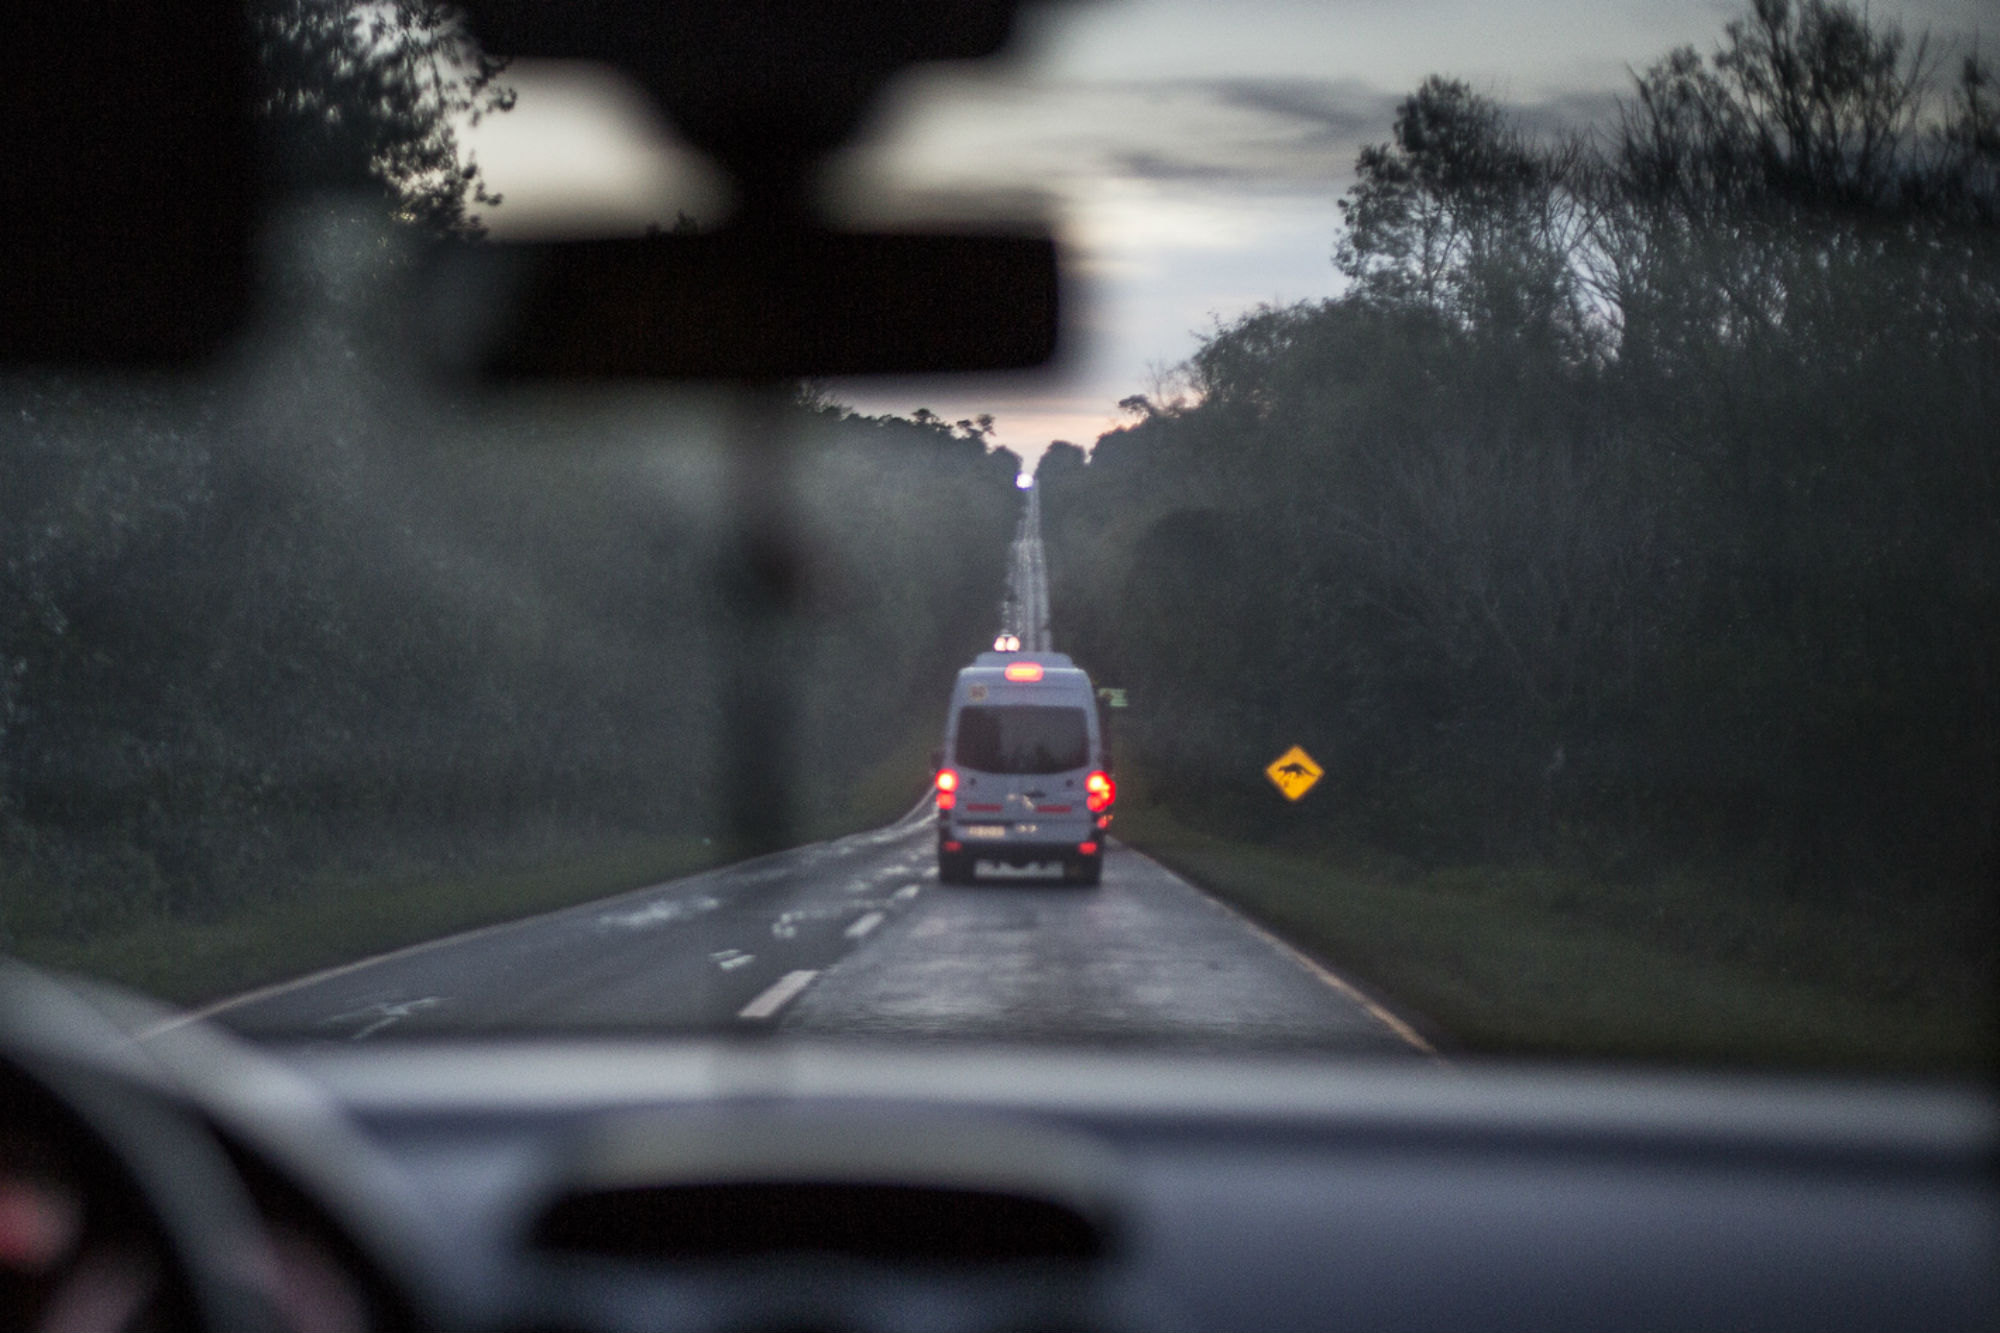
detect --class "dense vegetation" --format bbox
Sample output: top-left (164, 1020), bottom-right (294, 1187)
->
top-left (0, 4), bottom-right (1019, 960)
top-left (0, 290), bottom-right (1015, 954)
top-left (1042, 1), bottom-right (1996, 1017)
top-left (252, 0), bottom-right (515, 235)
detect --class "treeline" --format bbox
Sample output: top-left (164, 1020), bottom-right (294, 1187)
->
top-left (0, 301), bottom-right (1014, 943)
top-left (0, 0), bottom-right (1021, 947)
top-left (1043, 0), bottom-right (1997, 908)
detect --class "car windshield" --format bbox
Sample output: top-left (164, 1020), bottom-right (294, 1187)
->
top-left (2, 0), bottom-right (1993, 1069)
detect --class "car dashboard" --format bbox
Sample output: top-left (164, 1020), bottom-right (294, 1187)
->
top-left (4, 966), bottom-right (1995, 1333)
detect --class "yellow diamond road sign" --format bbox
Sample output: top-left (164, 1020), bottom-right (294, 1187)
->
top-left (1265, 746), bottom-right (1323, 801)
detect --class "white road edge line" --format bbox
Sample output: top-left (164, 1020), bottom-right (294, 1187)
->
top-left (844, 911), bottom-right (885, 939)
top-left (1141, 847), bottom-right (1440, 1059)
top-left (737, 969), bottom-right (819, 1021)
top-left (1231, 913), bottom-right (1440, 1057)
top-left (138, 806), bottom-right (938, 1039)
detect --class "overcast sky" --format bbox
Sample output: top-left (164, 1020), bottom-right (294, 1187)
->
top-left (459, 0), bottom-right (1990, 464)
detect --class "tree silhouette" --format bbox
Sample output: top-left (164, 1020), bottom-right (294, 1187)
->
top-left (1337, 77), bottom-right (1590, 355)
top-left (253, 0), bottom-right (514, 235)
top-left (1041, 0), bottom-right (1998, 913)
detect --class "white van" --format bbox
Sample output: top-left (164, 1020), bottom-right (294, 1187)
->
top-left (933, 651), bottom-right (1114, 885)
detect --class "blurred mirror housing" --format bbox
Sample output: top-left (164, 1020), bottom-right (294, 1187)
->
top-left (0, 0), bottom-right (256, 365)
top-left (434, 229), bottom-right (1059, 380)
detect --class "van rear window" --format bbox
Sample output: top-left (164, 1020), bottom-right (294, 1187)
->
top-left (955, 705), bottom-right (1088, 774)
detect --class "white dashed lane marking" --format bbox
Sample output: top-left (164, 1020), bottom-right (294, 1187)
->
top-left (737, 969), bottom-right (819, 1020)
top-left (845, 911), bottom-right (885, 939)
top-left (323, 996), bottom-right (441, 1041)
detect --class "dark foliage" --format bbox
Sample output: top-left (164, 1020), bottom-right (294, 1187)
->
top-left (253, 0), bottom-right (514, 234)
top-left (1, 6), bottom-right (1021, 946)
top-left (0, 216), bottom-right (1016, 942)
top-left (1043, 2), bottom-right (1998, 914)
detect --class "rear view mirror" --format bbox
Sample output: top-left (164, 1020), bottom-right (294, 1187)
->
top-left (432, 230), bottom-right (1058, 380)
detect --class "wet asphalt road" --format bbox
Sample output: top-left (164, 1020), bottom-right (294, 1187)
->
top-left (1004, 485), bottom-right (1053, 652)
top-left (191, 804), bottom-right (1421, 1053)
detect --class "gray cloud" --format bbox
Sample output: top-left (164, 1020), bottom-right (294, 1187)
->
top-left (1009, 76), bottom-right (1399, 190)
top-left (1108, 149), bottom-right (1253, 183)
top-left (1199, 77), bottom-right (1397, 143)
top-left (1013, 75), bottom-right (1621, 191)
top-left (848, 70), bottom-right (1645, 215)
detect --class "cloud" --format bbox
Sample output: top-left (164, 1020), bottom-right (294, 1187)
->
top-left (1043, 77), bottom-right (1635, 191)
top-left (1201, 77), bottom-right (1394, 144)
top-left (1029, 77), bottom-right (1397, 190)
top-left (1084, 80), bottom-right (1389, 185)
top-left (852, 73), bottom-right (1637, 202)
top-left (1108, 149), bottom-right (1247, 184)
top-left (842, 73), bottom-right (1405, 211)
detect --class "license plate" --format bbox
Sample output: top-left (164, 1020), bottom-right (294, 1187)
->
top-left (962, 824), bottom-right (1008, 839)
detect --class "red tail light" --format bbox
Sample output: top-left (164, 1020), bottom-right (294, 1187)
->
top-left (1085, 771), bottom-right (1115, 813)
top-left (1003, 661), bottom-right (1043, 682)
top-left (935, 768), bottom-right (959, 810)
top-left (1078, 841), bottom-right (1099, 856)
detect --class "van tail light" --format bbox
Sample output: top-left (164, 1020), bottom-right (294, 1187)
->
top-left (1078, 841), bottom-right (1099, 856)
top-left (1003, 661), bottom-right (1043, 682)
top-left (935, 768), bottom-right (959, 810)
top-left (1084, 771), bottom-right (1115, 813)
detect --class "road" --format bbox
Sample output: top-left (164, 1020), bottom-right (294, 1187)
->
top-left (180, 487), bottom-right (1428, 1054)
top-left (1000, 483), bottom-right (1052, 652)
top-left (191, 807), bottom-right (1418, 1051)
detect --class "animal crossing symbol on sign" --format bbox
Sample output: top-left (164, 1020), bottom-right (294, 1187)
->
top-left (1265, 746), bottom-right (1323, 801)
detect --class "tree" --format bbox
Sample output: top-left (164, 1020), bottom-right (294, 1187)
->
top-left (1042, 0), bottom-right (1998, 899)
top-left (1932, 53), bottom-right (2000, 222)
top-left (1609, 0), bottom-right (1936, 219)
top-left (1714, 0), bottom-right (1929, 209)
top-left (1336, 77), bottom-right (1590, 355)
top-left (253, 0), bottom-right (514, 235)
